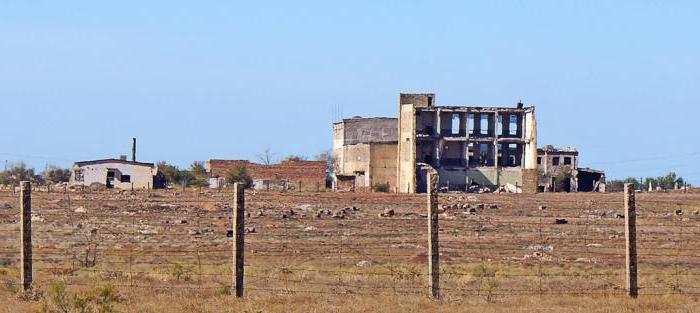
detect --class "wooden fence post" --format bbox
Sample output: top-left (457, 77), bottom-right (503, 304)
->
top-left (20, 181), bottom-right (32, 291)
top-left (624, 183), bottom-right (638, 298)
top-left (427, 171), bottom-right (440, 299)
top-left (232, 183), bottom-right (245, 298)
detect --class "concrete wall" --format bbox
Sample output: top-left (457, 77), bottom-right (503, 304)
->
top-left (437, 167), bottom-right (524, 190)
top-left (70, 162), bottom-right (156, 189)
top-left (397, 103), bottom-right (416, 193)
top-left (369, 142), bottom-right (398, 191)
top-left (339, 118), bottom-right (398, 145)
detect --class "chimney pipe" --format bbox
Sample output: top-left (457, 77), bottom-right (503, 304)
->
top-left (132, 138), bottom-right (136, 162)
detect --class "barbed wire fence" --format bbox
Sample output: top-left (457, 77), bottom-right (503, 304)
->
top-left (0, 181), bottom-right (699, 305)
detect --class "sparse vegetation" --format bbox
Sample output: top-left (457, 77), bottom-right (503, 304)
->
top-left (43, 165), bottom-right (71, 184)
top-left (372, 182), bottom-right (390, 193)
top-left (225, 165), bottom-right (253, 188)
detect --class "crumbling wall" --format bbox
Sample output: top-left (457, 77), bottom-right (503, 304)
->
top-left (208, 160), bottom-right (326, 191)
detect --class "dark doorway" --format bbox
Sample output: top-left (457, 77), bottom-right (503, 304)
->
top-left (106, 170), bottom-right (116, 188)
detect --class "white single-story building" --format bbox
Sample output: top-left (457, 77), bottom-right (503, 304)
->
top-left (70, 158), bottom-right (158, 190)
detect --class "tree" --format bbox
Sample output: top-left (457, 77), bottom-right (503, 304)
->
top-left (282, 155), bottom-right (307, 162)
top-left (554, 168), bottom-right (573, 192)
top-left (0, 162), bottom-right (36, 185)
top-left (188, 161), bottom-right (209, 187)
top-left (315, 150), bottom-right (337, 186)
top-left (257, 147), bottom-right (276, 165)
top-left (43, 165), bottom-right (71, 183)
top-left (226, 166), bottom-right (253, 188)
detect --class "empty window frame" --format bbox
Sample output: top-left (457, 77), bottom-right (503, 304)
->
top-left (509, 114), bottom-right (518, 136)
top-left (451, 113), bottom-right (460, 135)
top-left (537, 157), bottom-right (542, 165)
top-left (467, 142), bottom-right (476, 166)
top-left (506, 143), bottom-right (519, 167)
top-left (479, 143), bottom-right (490, 166)
top-left (469, 113), bottom-right (476, 135)
top-left (121, 175), bottom-right (131, 183)
top-left (564, 157), bottom-right (572, 165)
top-left (552, 157), bottom-right (560, 166)
top-left (74, 169), bottom-right (84, 182)
top-left (480, 114), bottom-right (489, 135)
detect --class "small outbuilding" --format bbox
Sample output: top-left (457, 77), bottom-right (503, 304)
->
top-left (70, 158), bottom-right (158, 190)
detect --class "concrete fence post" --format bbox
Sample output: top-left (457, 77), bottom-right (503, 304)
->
top-left (20, 181), bottom-right (32, 291)
top-left (232, 183), bottom-right (245, 298)
top-left (427, 171), bottom-right (440, 299)
top-left (624, 183), bottom-right (638, 298)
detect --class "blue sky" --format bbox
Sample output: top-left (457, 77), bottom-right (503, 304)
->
top-left (1, 1), bottom-right (698, 183)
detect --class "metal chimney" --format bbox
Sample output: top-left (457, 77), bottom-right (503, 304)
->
top-left (132, 138), bottom-right (136, 162)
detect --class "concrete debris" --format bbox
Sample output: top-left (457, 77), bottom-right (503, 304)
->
top-left (356, 260), bottom-right (371, 267)
top-left (139, 228), bottom-right (158, 235)
top-left (476, 204), bottom-right (485, 210)
top-left (225, 230), bottom-right (233, 237)
top-left (304, 226), bottom-right (316, 232)
top-left (379, 209), bottom-right (395, 217)
top-left (693, 209), bottom-right (700, 215)
top-left (488, 204), bottom-right (498, 209)
top-left (586, 243), bottom-right (602, 248)
top-left (256, 210), bottom-right (265, 217)
top-left (31, 215), bottom-right (44, 222)
top-left (74, 206), bottom-right (87, 213)
top-left (538, 205), bottom-right (547, 210)
top-left (0, 203), bottom-right (13, 210)
top-left (615, 213), bottom-right (625, 219)
top-left (675, 209), bottom-right (683, 216)
top-left (554, 218), bottom-right (568, 225)
top-left (245, 227), bottom-right (256, 234)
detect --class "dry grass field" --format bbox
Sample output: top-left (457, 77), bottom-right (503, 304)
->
top-left (0, 188), bottom-right (698, 312)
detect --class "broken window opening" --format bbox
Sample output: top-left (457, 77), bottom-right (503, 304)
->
top-left (537, 157), bottom-right (542, 165)
top-left (74, 170), bottom-right (84, 182)
top-left (469, 113), bottom-right (476, 135)
top-left (121, 175), bottom-right (131, 183)
top-left (479, 143), bottom-right (490, 166)
top-left (552, 157), bottom-right (560, 166)
top-left (564, 157), bottom-right (572, 165)
top-left (480, 114), bottom-right (489, 135)
top-left (509, 114), bottom-right (518, 136)
top-left (451, 113), bottom-right (460, 135)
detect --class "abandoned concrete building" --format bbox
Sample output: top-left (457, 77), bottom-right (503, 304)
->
top-left (69, 139), bottom-right (157, 190)
top-left (69, 158), bottom-right (157, 189)
top-left (397, 93), bottom-right (539, 193)
top-left (332, 117), bottom-right (398, 191)
top-left (537, 145), bottom-right (606, 192)
top-left (207, 159), bottom-right (326, 191)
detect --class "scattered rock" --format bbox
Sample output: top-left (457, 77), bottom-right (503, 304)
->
top-left (586, 243), bottom-right (602, 248)
top-left (74, 206), bottom-right (87, 213)
top-left (554, 218), bottom-right (568, 225)
top-left (467, 207), bottom-right (477, 214)
top-left (331, 212), bottom-right (345, 219)
top-left (538, 205), bottom-right (547, 210)
top-left (31, 215), bottom-right (44, 222)
top-left (488, 204), bottom-right (498, 209)
top-left (476, 204), bottom-right (485, 210)
top-left (245, 227), bottom-right (256, 234)
top-left (0, 203), bottom-right (13, 210)
top-left (615, 213), bottom-right (625, 219)
top-left (379, 209), bottom-right (395, 217)
top-left (356, 260), bottom-right (371, 267)
top-left (693, 209), bottom-right (700, 215)
top-left (256, 210), bottom-right (264, 217)
top-left (675, 209), bottom-right (683, 216)
top-left (226, 230), bottom-right (233, 237)
top-left (303, 226), bottom-right (316, 232)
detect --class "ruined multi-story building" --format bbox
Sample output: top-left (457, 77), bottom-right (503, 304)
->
top-left (396, 93), bottom-right (538, 193)
top-left (537, 145), bottom-right (606, 192)
top-left (332, 117), bottom-right (398, 191)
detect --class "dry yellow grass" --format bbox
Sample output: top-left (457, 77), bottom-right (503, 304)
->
top-left (0, 189), bottom-right (698, 312)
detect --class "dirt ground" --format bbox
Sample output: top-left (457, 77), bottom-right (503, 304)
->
top-left (0, 188), bottom-right (698, 312)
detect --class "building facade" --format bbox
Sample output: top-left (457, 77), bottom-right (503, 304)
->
top-left (332, 117), bottom-right (398, 191)
top-left (70, 159), bottom-right (157, 190)
top-left (396, 93), bottom-right (538, 193)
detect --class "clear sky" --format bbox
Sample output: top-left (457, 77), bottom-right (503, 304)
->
top-left (1, 1), bottom-right (698, 183)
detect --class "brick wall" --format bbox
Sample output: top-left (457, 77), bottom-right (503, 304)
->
top-left (208, 159), bottom-right (326, 191)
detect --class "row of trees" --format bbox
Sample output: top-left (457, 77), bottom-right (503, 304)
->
top-left (0, 162), bottom-right (71, 185)
top-left (607, 172), bottom-right (689, 192)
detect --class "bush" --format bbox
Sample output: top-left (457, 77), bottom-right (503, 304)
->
top-left (372, 182), bottom-right (390, 193)
top-left (43, 165), bottom-right (71, 183)
top-left (226, 166), bottom-right (253, 188)
top-left (39, 281), bottom-right (122, 313)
